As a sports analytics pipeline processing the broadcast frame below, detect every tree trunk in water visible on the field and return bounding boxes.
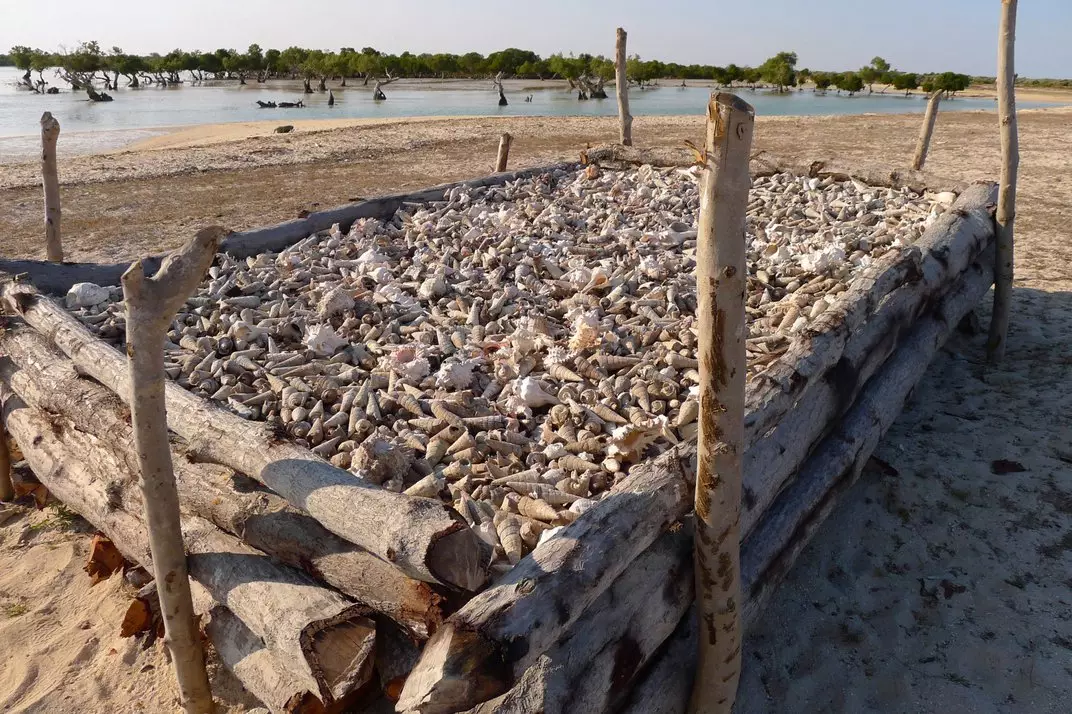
[121,228,224,714]
[303,78,313,94]
[690,93,754,714]
[318,77,327,92]
[912,91,944,171]
[988,0,1019,363]
[616,28,633,146]
[40,113,62,262]
[495,133,512,172]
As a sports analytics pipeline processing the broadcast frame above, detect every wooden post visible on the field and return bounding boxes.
[495,133,512,172]
[689,92,754,714]
[988,0,1019,362]
[0,409,13,502]
[122,227,226,714]
[616,28,633,146]
[41,112,62,262]
[912,91,943,171]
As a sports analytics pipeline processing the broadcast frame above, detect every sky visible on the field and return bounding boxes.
[1,0,1070,77]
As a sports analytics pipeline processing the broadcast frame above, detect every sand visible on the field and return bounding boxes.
[1,108,1070,713]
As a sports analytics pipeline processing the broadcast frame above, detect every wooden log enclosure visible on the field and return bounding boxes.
[0,155,998,713]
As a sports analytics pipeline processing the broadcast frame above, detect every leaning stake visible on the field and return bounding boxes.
[988,0,1019,362]
[41,112,62,262]
[122,227,226,714]
[689,92,754,714]
[912,90,944,171]
[616,28,633,146]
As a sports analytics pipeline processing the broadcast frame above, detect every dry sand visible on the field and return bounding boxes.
[1,108,1070,713]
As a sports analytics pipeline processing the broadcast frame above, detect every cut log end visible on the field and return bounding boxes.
[396,626,506,714]
[427,524,492,592]
[307,614,377,701]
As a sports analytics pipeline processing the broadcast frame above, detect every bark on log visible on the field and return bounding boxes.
[0,163,580,296]
[495,133,512,173]
[0,396,378,705]
[0,325,444,639]
[615,28,632,146]
[123,229,221,714]
[465,524,693,714]
[40,112,63,262]
[742,182,996,449]
[616,611,697,714]
[206,607,327,714]
[690,92,752,714]
[0,284,491,591]
[740,183,997,534]
[988,0,1019,363]
[912,91,944,171]
[741,247,995,626]
[396,446,695,714]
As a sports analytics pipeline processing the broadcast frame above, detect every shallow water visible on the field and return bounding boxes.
[0,66,1062,158]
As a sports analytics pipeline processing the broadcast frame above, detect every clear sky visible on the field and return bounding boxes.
[2,0,1069,77]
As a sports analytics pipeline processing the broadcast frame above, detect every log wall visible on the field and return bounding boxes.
[0,157,997,714]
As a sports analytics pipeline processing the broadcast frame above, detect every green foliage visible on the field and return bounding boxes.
[759,51,798,91]
[3,602,28,618]
[870,56,891,74]
[892,72,920,93]
[835,71,864,94]
[812,72,834,91]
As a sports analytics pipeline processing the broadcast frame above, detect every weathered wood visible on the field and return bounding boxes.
[0,396,378,705]
[0,283,491,591]
[691,92,752,714]
[206,607,327,714]
[741,248,996,626]
[741,183,997,534]
[466,524,693,714]
[396,447,694,714]
[742,182,996,449]
[40,112,63,262]
[122,229,220,714]
[616,611,697,714]
[495,133,512,173]
[0,407,12,502]
[912,90,944,171]
[988,0,1019,363]
[615,28,632,146]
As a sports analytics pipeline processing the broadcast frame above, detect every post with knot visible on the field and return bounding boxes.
[689,92,754,714]
[41,112,62,262]
[495,132,513,172]
[122,226,228,714]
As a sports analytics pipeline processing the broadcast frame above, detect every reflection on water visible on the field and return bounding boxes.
[0,66,1060,159]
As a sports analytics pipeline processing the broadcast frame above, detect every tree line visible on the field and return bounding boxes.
[6,42,976,98]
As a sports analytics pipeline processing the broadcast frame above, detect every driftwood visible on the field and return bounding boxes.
[912,90,944,171]
[495,133,512,173]
[0,163,580,295]
[0,283,491,592]
[40,112,63,262]
[396,447,695,714]
[691,93,752,714]
[123,229,220,713]
[206,607,327,714]
[615,28,632,146]
[0,326,444,639]
[0,396,378,705]
[465,524,694,714]
[741,248,996,625]
[617,611,697,714]
[740,182,997,534]
[988,0,1019,362]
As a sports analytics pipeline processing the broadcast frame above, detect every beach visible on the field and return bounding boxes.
[1,107,1070,713]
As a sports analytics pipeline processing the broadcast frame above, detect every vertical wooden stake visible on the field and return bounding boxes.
[911,91,944,171]
[41,112,63,262]
[689,92,754,714]
[616,27,633,146]
[495,132,512,172]
[988,0,1019,363]
[122,227,226,714]
[0,408,14,502]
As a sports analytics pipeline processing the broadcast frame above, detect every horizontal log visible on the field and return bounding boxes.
[466,524,694,714]
[742,182,995,447]
[0,283,492,592]
[741,186,996,534]
[0,395,376,705]
[0,163,579,296]
[741,246,995,625]
[0,325,444,639]
[396,446,695,714]
[616,610,697,714]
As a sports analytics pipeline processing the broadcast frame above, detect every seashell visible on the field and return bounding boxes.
[318,286,355,320]
[352,437,413,486]
[304,325,347,356]
[447,431,476,455]
[607,424,659,462]
[629,382,652,412]
[493,512,523,565]
[516,377,560,408]
[517,496,559,522]
[394,392,426,418]
[430,400,466,429]
[485,438,524,458]
[558,454,601,472]
[586,402,628,425]
[595,354,641,371]
[405,473,446,499]
[548,363,585,383]
[665,352,699,370]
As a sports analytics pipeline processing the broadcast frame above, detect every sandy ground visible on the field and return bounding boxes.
[1,107,1070,713]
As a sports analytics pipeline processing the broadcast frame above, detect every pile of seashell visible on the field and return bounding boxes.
[67,165,951,570]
